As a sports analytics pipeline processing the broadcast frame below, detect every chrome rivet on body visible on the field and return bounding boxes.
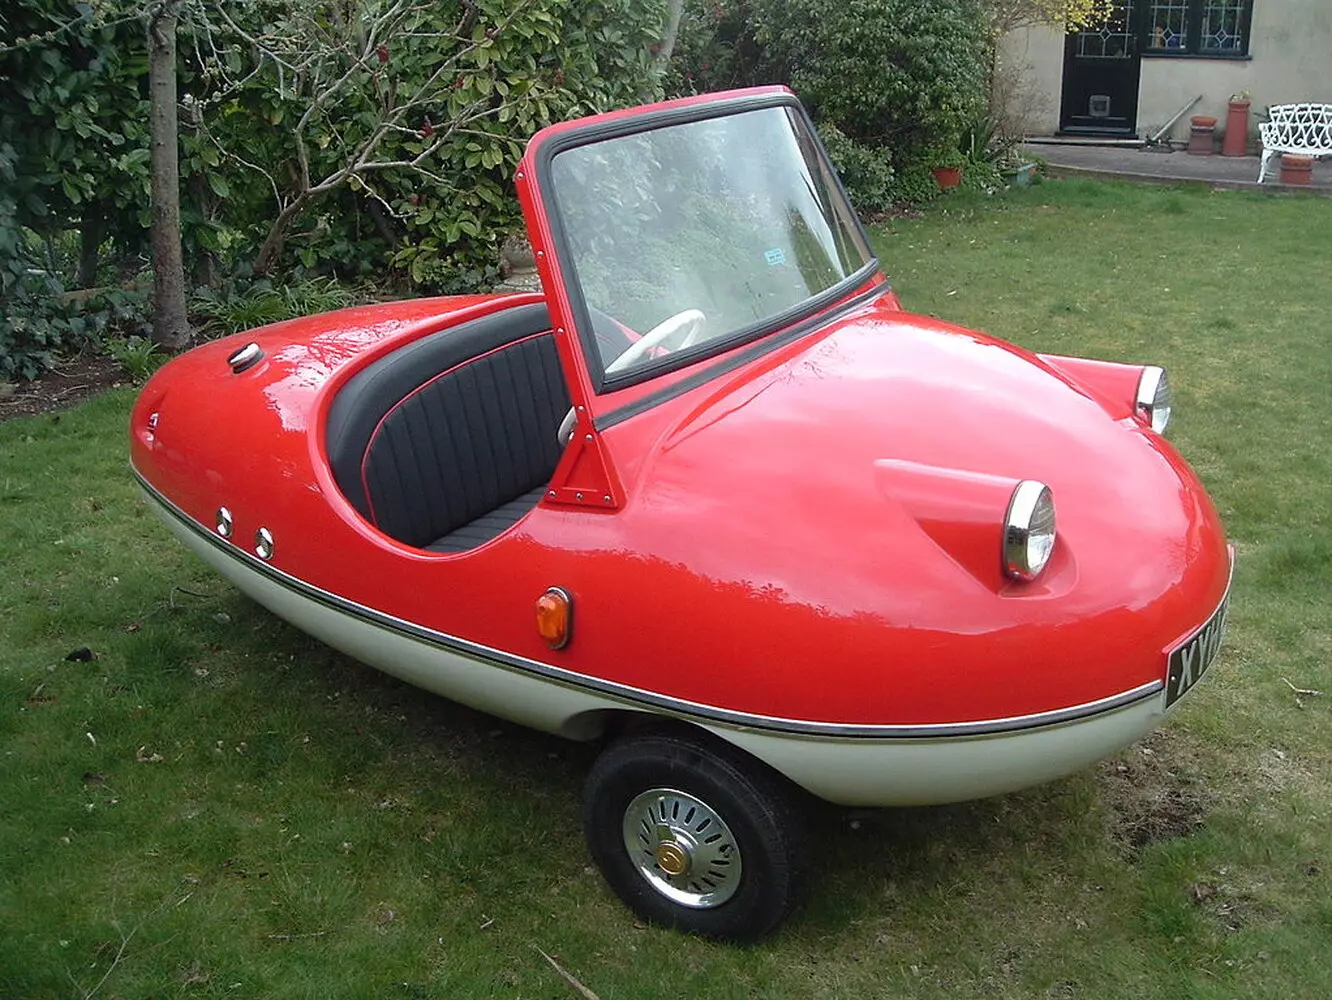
[254,527,274,560]
[216,507,233,538]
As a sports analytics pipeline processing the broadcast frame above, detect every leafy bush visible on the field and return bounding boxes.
[0,1,153,280]
[190,278,359,337]
[669,0,991,208]
[1,0,674,340]
[817,126,897,216]
[1,145,152,380]
[187,0,670,290]
[667,0,768,95]
[105,335,165,382]
[750,0,989,158]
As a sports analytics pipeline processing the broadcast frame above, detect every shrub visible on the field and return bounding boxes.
[669,0,991,208]
[0,145,151,380]
[189,0,671,291]
[190,278,360,337]
[817,126,897,216]
[751,0,989,157]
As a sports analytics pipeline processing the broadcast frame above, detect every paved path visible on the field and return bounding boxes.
[1020,141,1332,194]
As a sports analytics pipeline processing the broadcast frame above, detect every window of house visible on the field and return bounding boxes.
[1146,0,1253,56]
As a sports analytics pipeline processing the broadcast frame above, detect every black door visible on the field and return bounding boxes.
[1059,1,1142,136]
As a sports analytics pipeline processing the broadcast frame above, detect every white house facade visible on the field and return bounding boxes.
[1000,1,1332,145]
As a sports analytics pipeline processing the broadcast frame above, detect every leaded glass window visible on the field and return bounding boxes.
[1147,1,1189,50]
[1201,0,1247,52]
[1143,0,1253,56]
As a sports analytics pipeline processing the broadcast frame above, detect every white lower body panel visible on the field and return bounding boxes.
[152,494,1173,808]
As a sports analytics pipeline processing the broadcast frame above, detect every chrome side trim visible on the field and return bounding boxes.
[135,470,1164,741]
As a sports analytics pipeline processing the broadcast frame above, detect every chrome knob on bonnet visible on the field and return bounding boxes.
[227,342,264,374]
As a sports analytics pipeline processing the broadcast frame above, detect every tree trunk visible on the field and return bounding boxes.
[148,3,190,350]
[253,199,306,276]
[77,211,103,288]
[653,0,685,76]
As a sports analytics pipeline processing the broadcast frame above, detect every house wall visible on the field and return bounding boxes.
[999,2,1332,142]
[996,25,1065,136]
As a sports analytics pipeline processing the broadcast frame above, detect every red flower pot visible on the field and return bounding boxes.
[932,166,963,190]
[1279,154,1314,185]
[1188,116,1217,156]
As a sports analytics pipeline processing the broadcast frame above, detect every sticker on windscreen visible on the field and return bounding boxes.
[764,248,786,266]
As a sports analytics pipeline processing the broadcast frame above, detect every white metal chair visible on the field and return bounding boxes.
[1257,103,1332,183]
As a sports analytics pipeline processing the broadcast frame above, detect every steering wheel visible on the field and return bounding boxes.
[604,308,706,375]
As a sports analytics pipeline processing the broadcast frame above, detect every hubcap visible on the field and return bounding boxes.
[622,788,742,908]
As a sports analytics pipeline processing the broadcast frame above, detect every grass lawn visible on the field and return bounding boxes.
[3,179,1330,999]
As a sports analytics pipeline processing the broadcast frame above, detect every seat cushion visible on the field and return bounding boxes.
[424,486,550,553]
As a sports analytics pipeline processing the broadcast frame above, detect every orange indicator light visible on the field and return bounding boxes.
[535,587,572,649]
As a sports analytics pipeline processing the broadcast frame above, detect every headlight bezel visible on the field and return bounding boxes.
[1003,480,1056,582]
[1135,365,1172,434]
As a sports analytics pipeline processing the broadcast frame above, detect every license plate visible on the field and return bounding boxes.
[1164,584,1232,709]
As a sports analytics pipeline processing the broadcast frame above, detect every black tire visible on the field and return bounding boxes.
[582,728,807,941]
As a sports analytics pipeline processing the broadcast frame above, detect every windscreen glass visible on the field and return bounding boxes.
[549,106,872,382]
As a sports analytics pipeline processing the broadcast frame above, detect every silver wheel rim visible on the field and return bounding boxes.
[622,787,742,909]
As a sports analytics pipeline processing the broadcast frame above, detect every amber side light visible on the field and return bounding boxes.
[535,587,572,649]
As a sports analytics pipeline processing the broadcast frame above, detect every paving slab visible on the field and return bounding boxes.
[1019,141,1332,194]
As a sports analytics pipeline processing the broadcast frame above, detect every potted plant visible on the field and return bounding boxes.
[928,142,965,190]
[998,151,1040,187]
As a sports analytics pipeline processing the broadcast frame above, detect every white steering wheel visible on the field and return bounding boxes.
[604,308,706,375]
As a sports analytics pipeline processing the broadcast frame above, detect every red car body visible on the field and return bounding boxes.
[130,88,1231,938]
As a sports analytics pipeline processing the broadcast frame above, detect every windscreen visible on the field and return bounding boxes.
[549,105,872,382]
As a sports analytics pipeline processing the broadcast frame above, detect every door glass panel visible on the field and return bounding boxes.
[1076,2,1136,58]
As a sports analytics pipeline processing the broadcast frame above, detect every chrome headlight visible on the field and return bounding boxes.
[1135,365,1172,434]
[1003,480,1056,582]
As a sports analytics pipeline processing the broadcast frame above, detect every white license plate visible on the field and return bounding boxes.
[1164,585,1231,708]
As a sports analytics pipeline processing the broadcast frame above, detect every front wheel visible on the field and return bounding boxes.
[582,729,807,941]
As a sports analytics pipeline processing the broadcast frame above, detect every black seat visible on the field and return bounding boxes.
[325,302,570,551]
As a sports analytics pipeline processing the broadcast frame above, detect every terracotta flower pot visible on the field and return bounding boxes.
[1279,154,1314,185]
[932,166,963,190]
[1188,116,1217,156]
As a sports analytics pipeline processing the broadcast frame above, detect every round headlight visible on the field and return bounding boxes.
[1135,365,1172,434]
[1003,480,1056,582]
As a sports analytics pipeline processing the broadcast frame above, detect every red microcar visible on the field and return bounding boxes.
[130,88,1232,940]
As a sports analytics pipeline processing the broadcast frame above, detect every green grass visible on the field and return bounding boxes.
[3,179,1330,998]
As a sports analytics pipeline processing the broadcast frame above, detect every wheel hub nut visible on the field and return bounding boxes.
[655,840,690,876]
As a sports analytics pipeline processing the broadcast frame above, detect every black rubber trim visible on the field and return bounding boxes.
[531,90,883,398]
[599,279,885,431]
[134,469,1165,741]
